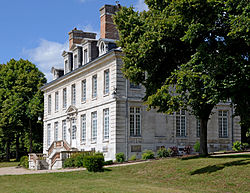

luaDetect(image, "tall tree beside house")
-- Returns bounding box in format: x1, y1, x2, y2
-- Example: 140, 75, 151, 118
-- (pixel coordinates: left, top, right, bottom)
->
0, 59, 46, 161
114, 0, 249, 155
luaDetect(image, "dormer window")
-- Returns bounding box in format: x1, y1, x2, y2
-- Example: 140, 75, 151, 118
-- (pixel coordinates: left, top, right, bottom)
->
99, 41, 106, 56
74, 55, 77, 70
84, 49, 88, 64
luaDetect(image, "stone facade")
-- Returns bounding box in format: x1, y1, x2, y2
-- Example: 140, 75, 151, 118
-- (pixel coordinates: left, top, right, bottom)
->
41, 4, 241, 165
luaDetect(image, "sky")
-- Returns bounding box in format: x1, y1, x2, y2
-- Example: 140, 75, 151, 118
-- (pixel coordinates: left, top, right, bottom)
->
0, 0, 148, 81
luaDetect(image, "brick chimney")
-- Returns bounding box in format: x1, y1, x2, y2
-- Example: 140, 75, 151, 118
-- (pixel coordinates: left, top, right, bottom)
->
100, 5, 119, 40
68, 28, 96, 50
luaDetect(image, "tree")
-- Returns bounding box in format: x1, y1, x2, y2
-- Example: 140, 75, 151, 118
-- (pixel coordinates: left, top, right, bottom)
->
0, 59, 46, 161
114, 0, 249, 155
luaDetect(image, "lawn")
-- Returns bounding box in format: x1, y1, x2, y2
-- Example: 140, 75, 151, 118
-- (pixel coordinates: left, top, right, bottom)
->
0, 154, 249, 193
0, 161, 19, 168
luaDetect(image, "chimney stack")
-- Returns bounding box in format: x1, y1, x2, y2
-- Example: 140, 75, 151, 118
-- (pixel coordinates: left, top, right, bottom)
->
100, 5, 119, 40
68, 28, 96, 50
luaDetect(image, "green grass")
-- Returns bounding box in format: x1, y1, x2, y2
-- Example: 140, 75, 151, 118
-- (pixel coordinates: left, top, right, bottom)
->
0, 161, 19, 168
0, 154, 250, 193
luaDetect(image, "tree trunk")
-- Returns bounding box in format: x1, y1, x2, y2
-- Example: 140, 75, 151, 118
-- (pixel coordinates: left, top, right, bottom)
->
15, 133, 20, 161
6, 139, 10, 162
29, 119, 33, 153
199, 117, 209, 156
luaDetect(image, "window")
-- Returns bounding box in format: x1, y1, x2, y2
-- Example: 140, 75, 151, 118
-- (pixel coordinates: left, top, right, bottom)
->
219, 110, 228, 138
48, 95, 51, 115
74, 54, 77, 69
62, 120, 66, 140
54, 122, 58, 141
92, 75, 97, 98
104, 70, 109, 95
176, 110, 186, 137
72, 118, 76, 140
63, 88, 67, 109
130, 107, 141, 136
71, 84, 76, 105
103, 108, 109, 140
130, 82, 141, 89
55, 92, 59, 112
64, 60, 68, 72
81, 80, 86, 102
47, 124, 51, 147
91, 112, 97, 141
81, 114, 86, 142
196, 119, 200, 137
100, 42, 105, 54
84, 49, 88, 64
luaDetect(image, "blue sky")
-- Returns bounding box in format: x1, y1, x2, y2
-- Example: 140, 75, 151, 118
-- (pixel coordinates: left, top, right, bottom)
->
0, 0, 147, 81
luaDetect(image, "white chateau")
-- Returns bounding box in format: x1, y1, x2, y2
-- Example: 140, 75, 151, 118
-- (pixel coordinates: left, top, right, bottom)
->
29, 4, 241, 169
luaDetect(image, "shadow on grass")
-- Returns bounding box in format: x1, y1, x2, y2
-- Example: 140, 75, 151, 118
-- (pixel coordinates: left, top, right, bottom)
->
180, 155, 208, 160
210, 154, 250, 159
190, 159, 250, 175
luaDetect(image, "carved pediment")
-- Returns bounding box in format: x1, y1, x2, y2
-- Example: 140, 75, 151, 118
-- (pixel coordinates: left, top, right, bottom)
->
66, 105, 78, 115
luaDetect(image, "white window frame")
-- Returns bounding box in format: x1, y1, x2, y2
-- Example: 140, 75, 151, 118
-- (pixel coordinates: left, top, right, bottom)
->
54, 122, 58, 141
81, 114, 86, 142
218, 110, 228, 138
63, 88, 67, 109
84, 49, 88, 64
72, 118, 76, 140
47, 124, 51, 147
81, 79, 86, 102
103, 108, 109, 140
176, 110, 186, 137
55, 91, 59, 112
48, 95, 51, 115
91, 111, 97, 141
92, 75, 97, 99
104, 70, 110, 95
129, 107, 141, 136
71, 84, 76, 105
196, 119, 200, 137
62, 120, 67, 141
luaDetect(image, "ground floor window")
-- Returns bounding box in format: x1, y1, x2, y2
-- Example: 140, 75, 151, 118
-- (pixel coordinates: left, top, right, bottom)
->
196, 119, 200, 137
81, 114, 86, 142
103, 108, 109, 140
176, 110, 186, 137
92, 112, 97, 141
72, 118, 76, 140
130, 107, 141, 136
219, 110, 228, 138
62, 120, 66, 140
47, 124, 51, 147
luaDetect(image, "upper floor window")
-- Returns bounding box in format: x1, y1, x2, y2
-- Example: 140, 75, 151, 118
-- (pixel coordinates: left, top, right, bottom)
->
62, 120, 67, 141
55, 91, 59, 112
219, 110, 228, 138
104, 70, 110, 95
103, 108, 109, 140
48, 95, 51, 115
91, 111, 97, 141
130, 107, 141, 136
63, 88, 67, 109
81, 114, 86, 142
176, 110, 186, 137
71, 84, 76, 105
84, 49, 88, 64
81, 79, 86, 102
54, 122, 58, 141
92, 75, 97, 99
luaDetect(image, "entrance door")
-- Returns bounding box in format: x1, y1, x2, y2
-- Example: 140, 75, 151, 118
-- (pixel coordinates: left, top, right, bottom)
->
71, 118, 77, 148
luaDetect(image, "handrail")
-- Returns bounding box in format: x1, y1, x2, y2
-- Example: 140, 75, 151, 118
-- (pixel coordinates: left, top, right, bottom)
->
51, 152, 60, 168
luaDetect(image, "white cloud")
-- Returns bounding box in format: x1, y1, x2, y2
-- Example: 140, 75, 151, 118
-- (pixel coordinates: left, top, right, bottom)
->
135, 0, 148, 12
23, 39, 68, 82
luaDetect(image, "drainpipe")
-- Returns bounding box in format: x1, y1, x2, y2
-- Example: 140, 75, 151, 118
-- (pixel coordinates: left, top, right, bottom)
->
125, 79, 129, 160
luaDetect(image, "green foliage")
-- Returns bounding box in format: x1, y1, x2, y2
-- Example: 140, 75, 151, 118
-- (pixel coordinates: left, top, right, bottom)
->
63, 157, 75, 168
103, 160, 113, 166
232, 141, 249, 152
116, 152, 125, 163
20, 156, 29, 168
63, 152, 94, 168
142, 150, 155, 160
194, 141, 200, 153
157, 148, 170, 158
83, 154, 104, 172
129, 154, 137, 161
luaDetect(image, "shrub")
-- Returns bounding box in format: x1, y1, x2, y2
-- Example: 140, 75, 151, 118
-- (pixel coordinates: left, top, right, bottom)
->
157, 148, 170, 158
20, 156, 29, 168
169, 146, 179, 156
194, 141, 200, 152
74, 153, 85, 167
184, 146, 191, 155
142, 150, 155, 160
116, 152, 125, 163
129, 154, 137, 161
63, 157, 75, 168
83, 154, 104, 172
104, 160, 113, 165
233, 141, 249, 151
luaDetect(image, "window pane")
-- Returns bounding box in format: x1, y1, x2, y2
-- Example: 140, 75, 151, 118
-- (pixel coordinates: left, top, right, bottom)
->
81, 115, 86, 142
62, 120, 66, 140
104, 70, 109, 94
92, 112, 97, 140
104, 109, 109, 140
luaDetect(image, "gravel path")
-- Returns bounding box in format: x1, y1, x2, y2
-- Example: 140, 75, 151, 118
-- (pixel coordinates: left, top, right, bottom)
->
0, 160, 150, 176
